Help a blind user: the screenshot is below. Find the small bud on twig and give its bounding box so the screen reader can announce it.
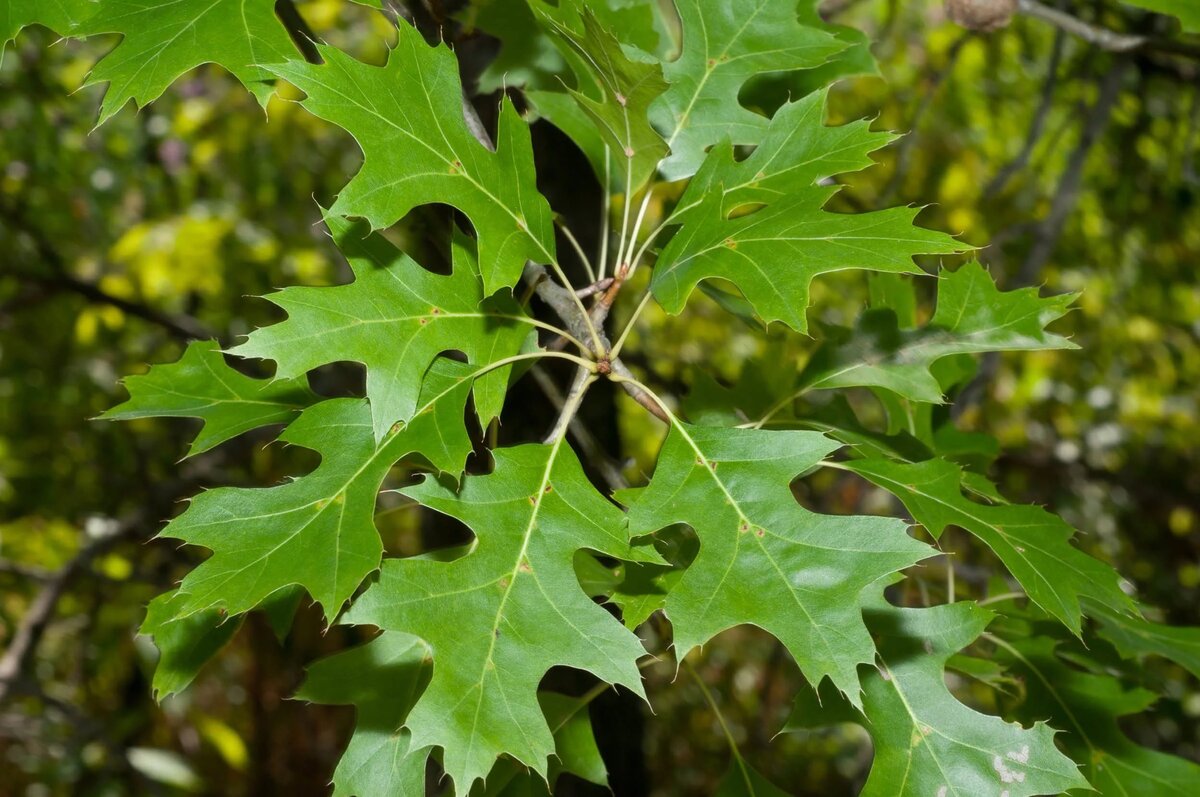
[946,0,1015,32]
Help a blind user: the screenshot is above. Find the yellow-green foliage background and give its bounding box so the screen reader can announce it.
[1,2,1197,794]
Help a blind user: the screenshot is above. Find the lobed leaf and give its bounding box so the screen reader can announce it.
[843,458,1135,634]
[672,88,896,226]
[466,0,665,95]
[537,5,668,192]
[75,0,299,125]
[296,632,432,797]
[653,186,967,332]
[996,635,1200,795]
[264,26,557,295]
[1085,599,1200,680]
[1,0,91,51]
[788,602,1089,797]
[626,422,932,704]
[651,0,848,180]
[140,592,240,701]
[232,216,534,442]
[343,442,658,790]
[797,262,1077,403]
[102,340,315,456]
[141,585,302,699]
[162,361,477,625]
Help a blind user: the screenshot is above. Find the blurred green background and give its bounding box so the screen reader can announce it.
[1,1,1198,794]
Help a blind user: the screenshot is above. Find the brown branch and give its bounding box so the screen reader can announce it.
[455,91,671,423]
[0,561,52,580]
[530,366,629,491]
[575,277,614,299]
[0,514,145,703]
[983,27,1066,199]
[818,0,869,19]
[955,59,1129,415]
[521,261,669,423]
[879,32,973,206]
[0,465,213,707]
[1016,57,1129,286]
[275,0,323,64]
[20,270,212,340]
[1017,0,1200,61]
[1,203,212,341]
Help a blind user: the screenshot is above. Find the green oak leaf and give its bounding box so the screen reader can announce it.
[789,602,1088,797]
[466,0,664,95]
[652,0,848,180]
[1084,599,1200,680]
[232,216,534,442]
[537,7,668,192]
[859,603,1086,797]
[682,362,935,461]
[141,585,302,699]
[605,525,697,630]
[626,423,931,704]
[794,397,934,463]
[843,458,1135,634]
[1122,1,1200,32]
[537,692,608,788]
[796,262,1077,402]
[746,3,879,104]
[301,636,610,797]
[737,2,879,112]
[524,88,615,187]
[140,592,239,701]
[682,364,788,427]
[296,632,432,797]
[102,340,315,456]
[264,27,557,294]
[672,88,896,226]
[75,0,299,125]
[468,0,566,93]
[342,442,657,791]
[163,361,477,625]
[652,186,967,332]
[869,272,920,327]
[479,692,610,794]
[1,0,90,51]
[995,635,1200,795]
[714,759,791,796]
